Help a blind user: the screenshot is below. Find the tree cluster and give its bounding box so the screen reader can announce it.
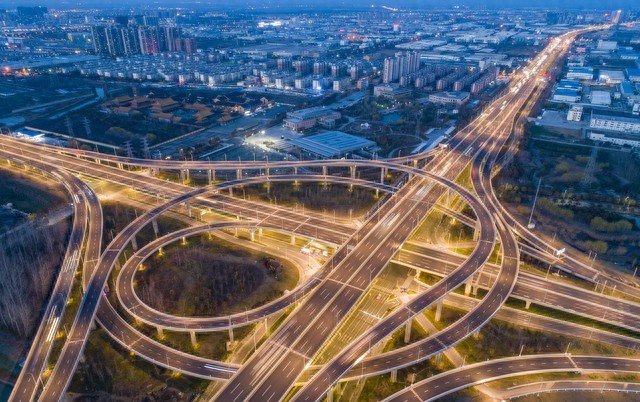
[0,222,68,337]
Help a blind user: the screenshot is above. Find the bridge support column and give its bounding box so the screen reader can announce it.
[158,247,163,256]
[179,169,185,184]
[115,260,121,271]
[259,228,263,236]
[291,235,296,245]
[181,236,187,245]
[473,266,484,296]
[435,353,443,364]
[349,165,356,192]
[208,169,214,184]
[228,327,234,343]
[190,331,197,347]
[229,187,233,196]
[390,370,398,383]
[157,326,164,338]
[267,180,270,193]
[294,166,299,186]
[152,218,159,237]
[185,169,190,182]
[321,166,327,188]
[473,330,480,339]
[381,167,387,184]
[117,162,123,169]
[131,236,138,251]
[525,300,531,309]
[250,229,255,242]
[435,299,443,322]
[185,201,191,218]
[375,188,379,198]
[404,320,412,343]
[236,168,242,180]
[264,318,269,335]
[464,280,472,296]
[472,222,480,241]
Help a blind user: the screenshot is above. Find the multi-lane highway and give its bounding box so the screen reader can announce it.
[383,354,640,402]
[4,22,639,402]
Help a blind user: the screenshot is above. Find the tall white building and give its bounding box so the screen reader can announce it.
[383,52,420,84]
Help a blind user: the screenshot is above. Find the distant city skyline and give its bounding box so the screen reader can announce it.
[2,0,638,10]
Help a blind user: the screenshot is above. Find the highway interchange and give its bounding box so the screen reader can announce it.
[4,23,640,402]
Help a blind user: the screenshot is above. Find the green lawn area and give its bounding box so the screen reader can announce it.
[0,165,67,214]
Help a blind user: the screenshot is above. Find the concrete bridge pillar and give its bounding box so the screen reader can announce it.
[185,169,190,182]
[208,169,214,184]
[228,327,234,343]
[152,218,159,237]
[158,247,163,256]
[381,167,387,184]
[185,200,191,218]
[464,280,472,296]
[404,320,412,344]
[294,166,299,186]
[350,165,356,178]
[179,169,185,184]
[435,353,443,364]
[321,166,327,188]
[157,326,164,338]
[473,330,480,339]
[473,222,480,242]
[131,236,138,251]
[525,300,531,309]
[264,318,269,335]
[181,236,187,245]
[229,187,233,196]
[375,188,379,198]
[265,167,270,177]
[115,260,121,271]
[435,299,443,322]
[250,229,255,242]
[236,168,242,180]
[117,162,123,170]
[291,235,296,245]
[327,388,334,402]
[190,331,197,347]
[259,228,263,236]
[390,370,398,383]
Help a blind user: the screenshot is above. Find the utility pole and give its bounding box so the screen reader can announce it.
[528,178,542,229]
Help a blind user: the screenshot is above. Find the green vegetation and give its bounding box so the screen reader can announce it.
[69,329,209,399]
[0,165,67,216]
[101,201,187,252]
[136,233,299,316]
[575,240,608,255]
[537,198,574,220]
[238,182,378,218]
[590,216,633,232]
